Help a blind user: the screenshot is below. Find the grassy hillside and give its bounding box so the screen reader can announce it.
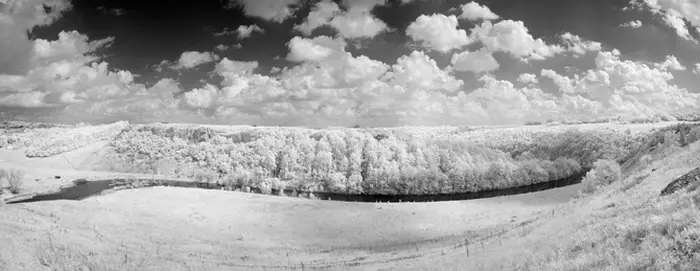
[1,121,699,270]
[392,124,700,270]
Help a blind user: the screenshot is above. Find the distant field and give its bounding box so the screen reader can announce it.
[141,120,688,134]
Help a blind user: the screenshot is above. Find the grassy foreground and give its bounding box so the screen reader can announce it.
[0,121,699,270]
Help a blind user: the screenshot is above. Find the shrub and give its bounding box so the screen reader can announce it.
[664,131,681,149]
[640,154,653,165]
[593,159,622,186]
[153,157,179,176]
[0,169,5,191]
[6,168,25,194]
[580,159,622,194]
[580,170,599,194]
[620,172,649,193]
[194,169,218,184]
[258,178,273,195]
[324,172,347,193]
[686,127,700,145]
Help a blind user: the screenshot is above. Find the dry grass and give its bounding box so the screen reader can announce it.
[380,138,700,270]
[0,168,25,194]
[517,190,700,270]
[510,142,700,270]
[0,182,581,271]
[0,169,5,190]
[24,121,128,158]
[1,122,698,271]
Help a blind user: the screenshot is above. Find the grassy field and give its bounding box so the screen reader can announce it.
[0,121,699,270]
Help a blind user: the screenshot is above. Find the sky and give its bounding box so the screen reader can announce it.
[1,0,700,127]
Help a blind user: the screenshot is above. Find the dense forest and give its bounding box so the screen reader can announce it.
[107,124,645,195]
[3,120,699,196]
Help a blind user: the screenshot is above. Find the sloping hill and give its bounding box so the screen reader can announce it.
[391,138,700,270]
[0,181,582,270]
[0,122,698,270]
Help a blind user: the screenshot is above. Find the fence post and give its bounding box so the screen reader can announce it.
[465,238,469,257]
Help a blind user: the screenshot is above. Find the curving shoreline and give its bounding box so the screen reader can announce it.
[7,169,589,204]
[293,170,588,202]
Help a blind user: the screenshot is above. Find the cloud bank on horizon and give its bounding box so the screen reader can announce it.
[0,0,700,126]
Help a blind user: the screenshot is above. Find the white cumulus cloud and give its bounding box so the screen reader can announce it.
[386,50,464,92]
[406,14,472,53]
[471,20,562,61]
[0,31,146,108]
[458,2,500,21]
[541,69,577,94]
[517,73,539,85]
[171,51,220,70]
[632,0,699,42]
[620,20,643,28]
[286,36,347,62]
[330,9,388,39]
[222,0,301,23]
[235,24,264,39]
[0,0,73,74]
[214,24,264,39]
[294,0,341,35]
[450,49,500,73]
[654,55,686,71]
[559,32,602,57]
[294,0,388,39]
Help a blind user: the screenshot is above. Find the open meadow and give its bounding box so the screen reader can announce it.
[1,120,699,270]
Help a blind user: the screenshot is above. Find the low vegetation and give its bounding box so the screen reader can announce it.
[619,122,700,173]
[24,121,129,157]
[580,159,622,194]
[526,112,700,126]
[0,120,70,130]
[0,121,128,157]
[480,130,700,270]
[0,168,25,194]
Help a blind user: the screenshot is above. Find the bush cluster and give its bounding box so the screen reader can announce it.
[0,168,25,194]
[580,159,622,194]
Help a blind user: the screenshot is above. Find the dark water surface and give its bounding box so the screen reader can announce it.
[9,170,588,204]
